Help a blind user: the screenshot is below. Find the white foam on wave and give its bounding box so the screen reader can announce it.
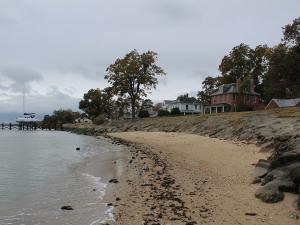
[81,173,107,199]
[81,173,115,225]
[89,206,114,225]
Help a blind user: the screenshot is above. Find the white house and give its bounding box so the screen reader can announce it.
[162,97,203,115]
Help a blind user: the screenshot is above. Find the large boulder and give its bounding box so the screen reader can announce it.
[254,159,272,178]
[276,151,300,165]
[255,183,284,203]
[290,165,300,185]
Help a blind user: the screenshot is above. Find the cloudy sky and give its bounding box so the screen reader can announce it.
[0,0,299,121]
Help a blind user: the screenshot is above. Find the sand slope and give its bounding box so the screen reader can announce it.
[108,132,299,225]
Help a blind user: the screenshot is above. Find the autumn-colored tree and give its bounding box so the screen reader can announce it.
[105,50,165,119]
[79,88,114,118]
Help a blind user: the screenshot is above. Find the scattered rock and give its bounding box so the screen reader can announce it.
[255,184,284,203]
[107,203,113,207]
[186,222,197,225]
[116,197,121,201]
[61,205,74,210]
[108,178,119,183]
[245,212,257,216]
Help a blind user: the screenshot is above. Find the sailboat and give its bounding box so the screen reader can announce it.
[16,113,38,123]
[16,86,39,123]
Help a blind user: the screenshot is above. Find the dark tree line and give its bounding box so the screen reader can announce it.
[198,17,300,103]
[42,109,81,128]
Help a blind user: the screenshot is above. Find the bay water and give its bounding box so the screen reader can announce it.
[0,130,128,225]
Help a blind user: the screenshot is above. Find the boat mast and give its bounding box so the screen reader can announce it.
[22,85,25,114]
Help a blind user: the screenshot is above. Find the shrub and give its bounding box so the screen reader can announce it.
[138,110,150,118]
[158,110,170,117]
[93,114,107,125]
[171,107,181,115]
[236,104,254,112]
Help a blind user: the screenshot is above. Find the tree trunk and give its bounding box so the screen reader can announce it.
[131,99,136,119]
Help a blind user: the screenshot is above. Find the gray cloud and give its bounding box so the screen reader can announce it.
[0,0,299,121]
[0,86,79,121]
[0,12,16,26]
[148,0,201,23]
[0,67,43,93]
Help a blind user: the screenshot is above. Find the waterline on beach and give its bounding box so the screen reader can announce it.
[0,131,128,225]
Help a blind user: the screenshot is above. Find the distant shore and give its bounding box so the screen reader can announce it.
[105,132,299,225]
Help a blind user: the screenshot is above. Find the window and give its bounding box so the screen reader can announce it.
[195,105,197,109]
[186,105,188,110]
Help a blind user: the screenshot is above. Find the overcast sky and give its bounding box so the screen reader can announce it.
[0,0,299,121]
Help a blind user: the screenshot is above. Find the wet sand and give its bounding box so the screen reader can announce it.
[106,132,299,225]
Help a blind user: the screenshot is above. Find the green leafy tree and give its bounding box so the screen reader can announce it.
[197,76,221,103]
[158,109,170,117]
[250,45,270,95]
[41,109,80,128]
[112,96,130,120]
[219,43,253,84]
[141,99,154,110]
[105,50,166,119]
[53,109,77,124]
[79,88,114,118]
[153,103,163,112]
[171,107,181,115]
[263,17,300,101]
[219,44,269,89]
[283,16,300,47]
[177,93,189,99]
[138,110,150,118]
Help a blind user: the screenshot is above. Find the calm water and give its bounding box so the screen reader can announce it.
[0,131,128,225]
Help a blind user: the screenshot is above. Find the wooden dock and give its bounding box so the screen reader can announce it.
[0,122,63,131]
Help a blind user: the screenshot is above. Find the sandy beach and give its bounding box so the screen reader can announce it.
[105,131,299,225]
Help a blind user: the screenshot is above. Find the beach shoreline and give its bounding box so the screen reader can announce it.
[103,131,299,225]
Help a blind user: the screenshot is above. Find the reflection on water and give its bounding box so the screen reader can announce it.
[0,131,128,225]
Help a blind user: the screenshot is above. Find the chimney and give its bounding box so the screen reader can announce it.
[250,79,255,93]
[236,79,241,93]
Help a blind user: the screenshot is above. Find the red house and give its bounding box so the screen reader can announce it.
[204,79,264,113]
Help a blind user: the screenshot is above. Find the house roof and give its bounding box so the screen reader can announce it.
[164,97,201,105]
[163,100,175,104]
[211,83,260,96]
[177,97,200,103]
[267,98,300,108]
